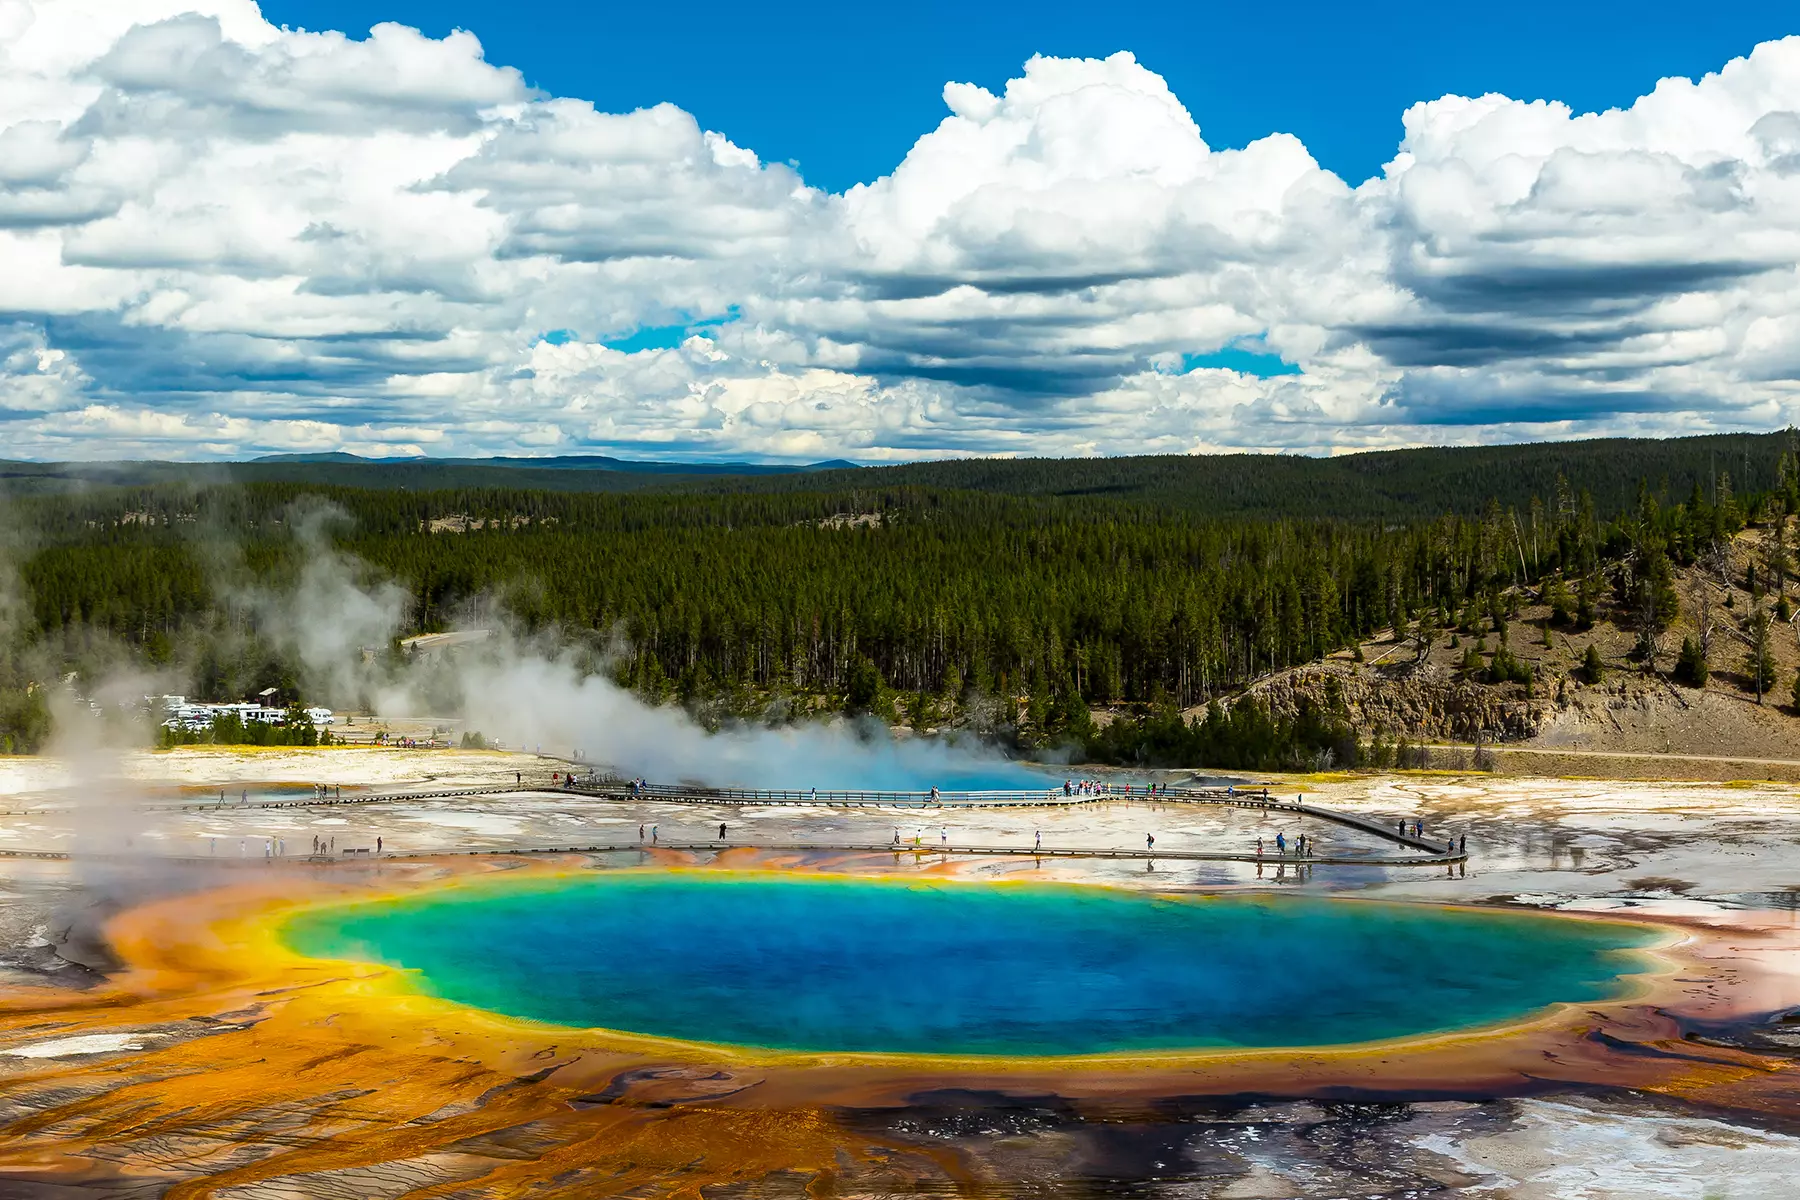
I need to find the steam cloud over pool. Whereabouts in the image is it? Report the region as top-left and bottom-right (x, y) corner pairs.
(283, 874), (1655, 1056)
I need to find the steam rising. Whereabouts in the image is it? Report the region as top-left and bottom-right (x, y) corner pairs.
(234, 503), (411, 707)
(227, 534), (1048, 790)
(456, 652), (1045, 791)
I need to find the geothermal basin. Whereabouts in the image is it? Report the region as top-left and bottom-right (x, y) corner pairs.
(4, 753), (1800, 1197)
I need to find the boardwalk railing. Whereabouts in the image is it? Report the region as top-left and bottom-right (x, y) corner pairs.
(0, 777), (1466, 864)
(564, 781), (1461, 858)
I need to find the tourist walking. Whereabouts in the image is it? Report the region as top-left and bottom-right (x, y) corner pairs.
(377, 836), (382, 854)
(1034, 830), (1042, 851)
(718, 823), (727, 840)
(1146, 833), (1155, 851)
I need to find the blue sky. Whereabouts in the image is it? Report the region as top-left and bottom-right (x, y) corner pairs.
(3, 1), (1800, 462)
(262, 0), (1797, 193)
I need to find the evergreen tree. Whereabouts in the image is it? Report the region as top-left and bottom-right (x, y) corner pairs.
(1673, 636), (1708, 687)
(1746, 607), (1778, 703)
(1414, 606), (1440, 663)
(845, 655), (893, 720)
(1632, 546), (1680, 669)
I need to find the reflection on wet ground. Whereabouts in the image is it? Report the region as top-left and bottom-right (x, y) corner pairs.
(838, 1092), (1800, 1198)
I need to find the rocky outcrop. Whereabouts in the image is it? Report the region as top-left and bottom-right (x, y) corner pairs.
(1243, 662), (1547, 742)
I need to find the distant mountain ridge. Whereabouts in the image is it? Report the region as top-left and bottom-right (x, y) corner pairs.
(0, 430), (1793, 519)
(249, 452), (860, 474)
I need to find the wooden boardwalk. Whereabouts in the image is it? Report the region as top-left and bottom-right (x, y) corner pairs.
(0, 776), (1466, 867)
(0, 841), (1460, 868)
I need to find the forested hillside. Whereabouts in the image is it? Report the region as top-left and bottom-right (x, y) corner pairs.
(1, 431), (1797, 767)
(1, 429), (1791, 518)
(778, 431), (1800, 520)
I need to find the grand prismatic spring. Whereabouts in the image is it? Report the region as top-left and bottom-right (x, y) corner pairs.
(282, 873), (1657, 1057)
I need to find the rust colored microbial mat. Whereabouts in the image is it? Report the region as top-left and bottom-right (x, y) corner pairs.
(1, 854), (1798, 1198)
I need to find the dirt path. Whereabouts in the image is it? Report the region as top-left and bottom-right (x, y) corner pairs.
(1421, 742), (1800, 782)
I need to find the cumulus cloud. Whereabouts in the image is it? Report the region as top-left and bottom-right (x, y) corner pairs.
(0, 1), (1798, 460)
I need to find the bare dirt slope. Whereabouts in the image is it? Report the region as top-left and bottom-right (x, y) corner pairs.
(1530, 685), (1798, 759)
(1239, 523), (1800, 778)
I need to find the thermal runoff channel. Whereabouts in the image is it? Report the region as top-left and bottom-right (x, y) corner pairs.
(282, 875), (1657, 1056)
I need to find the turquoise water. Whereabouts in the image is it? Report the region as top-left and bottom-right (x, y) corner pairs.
(282, 874), (1655, 1056)
(875, 760), (1061, 791)
(717, 751), (1064, 792)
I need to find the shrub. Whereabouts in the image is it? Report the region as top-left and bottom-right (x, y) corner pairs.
(1672, 636), (1709, 687)
(1546, 580), (1574, 627)
(1489, 644), (1533, 686)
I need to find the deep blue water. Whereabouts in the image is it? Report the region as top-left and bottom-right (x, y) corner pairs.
(283, 874), (1655, 1056)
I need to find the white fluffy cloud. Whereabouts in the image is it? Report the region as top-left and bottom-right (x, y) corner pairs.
(2, 1), (1800, 460)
